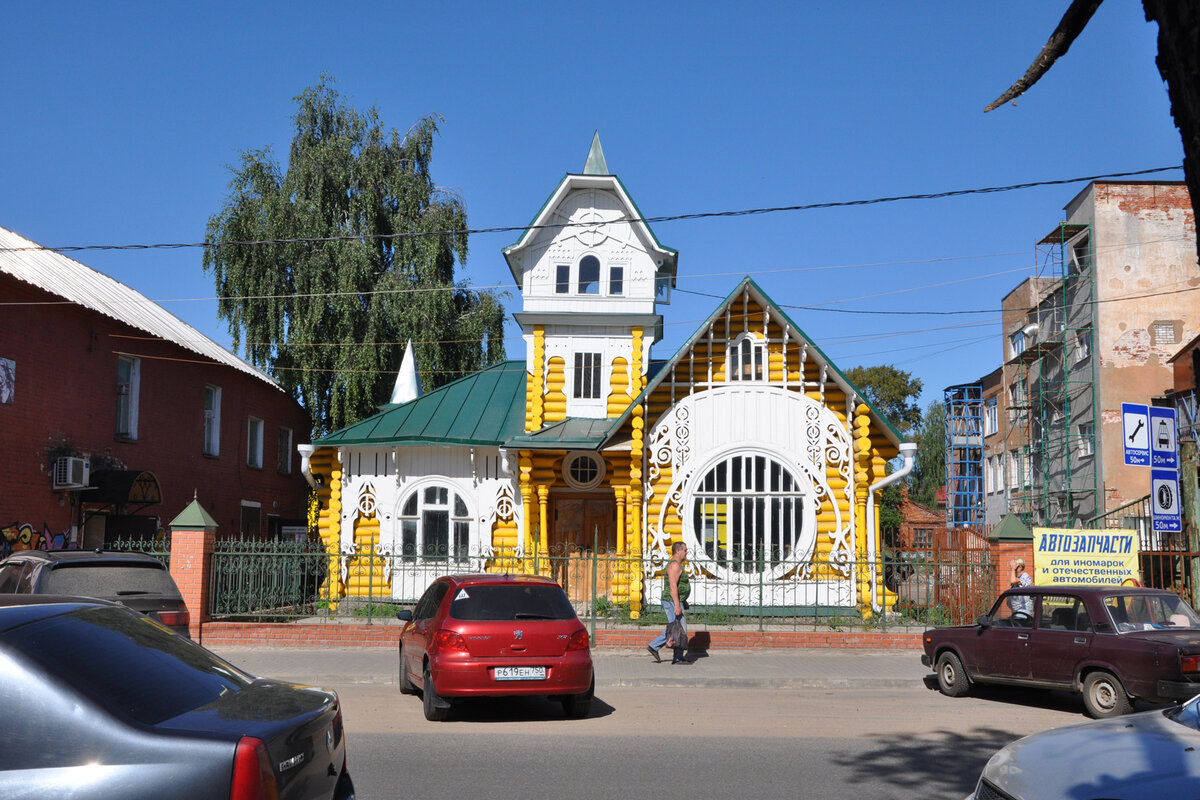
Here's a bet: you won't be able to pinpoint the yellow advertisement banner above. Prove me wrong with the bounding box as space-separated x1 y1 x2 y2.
1032 527 1140 586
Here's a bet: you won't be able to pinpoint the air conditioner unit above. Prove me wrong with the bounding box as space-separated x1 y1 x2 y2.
53 456 90 490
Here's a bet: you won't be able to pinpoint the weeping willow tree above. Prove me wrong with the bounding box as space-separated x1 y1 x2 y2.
204 77 507 435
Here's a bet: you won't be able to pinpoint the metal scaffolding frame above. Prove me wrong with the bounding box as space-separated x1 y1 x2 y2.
944 383 984 526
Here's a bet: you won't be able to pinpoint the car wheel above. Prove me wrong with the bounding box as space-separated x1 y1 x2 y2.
422 665 450 721
562 677 594 719
398 646 416 695
1082 670 1131 718
935 652 969 697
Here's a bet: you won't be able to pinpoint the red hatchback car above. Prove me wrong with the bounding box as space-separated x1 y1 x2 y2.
397 574 594 721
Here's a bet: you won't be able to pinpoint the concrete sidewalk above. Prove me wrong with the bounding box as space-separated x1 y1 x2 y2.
211 645 930 691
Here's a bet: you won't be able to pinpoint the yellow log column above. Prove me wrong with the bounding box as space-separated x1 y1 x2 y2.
537 484 550 574
530 327 545 432
519 452 534 572
629 402 645 618
853 405 872 613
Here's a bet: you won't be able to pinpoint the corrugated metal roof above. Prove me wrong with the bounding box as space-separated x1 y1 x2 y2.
0 225 279 388
507 416 624 450
315 360 527 447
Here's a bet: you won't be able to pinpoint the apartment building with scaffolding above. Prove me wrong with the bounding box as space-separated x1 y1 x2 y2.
967 181 1197 528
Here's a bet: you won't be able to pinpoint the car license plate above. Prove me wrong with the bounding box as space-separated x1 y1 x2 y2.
494 666 546 681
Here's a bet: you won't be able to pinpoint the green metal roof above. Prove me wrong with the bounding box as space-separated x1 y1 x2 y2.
506 416 625 451
169 495 219 531
990 514 1033 542
314 361 527 447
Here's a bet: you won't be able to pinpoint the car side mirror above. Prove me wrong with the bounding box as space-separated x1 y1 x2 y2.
977 614 991 628
396 609 413 622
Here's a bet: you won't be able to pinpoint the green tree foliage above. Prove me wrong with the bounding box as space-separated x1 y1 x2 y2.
911 400 946 508
843 365 923 438
204 77 506 435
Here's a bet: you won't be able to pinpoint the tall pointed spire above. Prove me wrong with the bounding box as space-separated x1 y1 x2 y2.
582 131 609 175
389 340 424 405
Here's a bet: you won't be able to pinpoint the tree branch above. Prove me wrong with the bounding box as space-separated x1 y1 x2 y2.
984 0 1104 112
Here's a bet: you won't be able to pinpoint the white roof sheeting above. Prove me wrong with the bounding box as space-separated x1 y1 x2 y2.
0 225 280 389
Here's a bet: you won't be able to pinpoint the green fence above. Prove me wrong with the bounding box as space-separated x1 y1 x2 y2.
108 535 171 567
207 541 997 631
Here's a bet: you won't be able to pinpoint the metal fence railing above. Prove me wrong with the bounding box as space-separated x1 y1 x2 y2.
108 535 171 567
207 541 998 631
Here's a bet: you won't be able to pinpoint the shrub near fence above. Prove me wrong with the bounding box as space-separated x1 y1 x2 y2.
207 540 998 631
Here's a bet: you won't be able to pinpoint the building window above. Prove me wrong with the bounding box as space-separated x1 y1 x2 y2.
1153 322 1178 347
1008 450 1021 488
727 334 765 381
247 417 263 468
984 397 998 436
277 426 293 474
1010 381 1027 408
578 255 600 294
1069 238 1090 274
691 453 807 573
574 352 601 399
1009 330 1026 358
555 265 570 294
1078 423 1095 456
203 385 221 456
115 355 140 440
609 265 624 296
399 485 470 563
563 452 605 490
913 528 933 549
1074 329 1092 363
655 274 672 305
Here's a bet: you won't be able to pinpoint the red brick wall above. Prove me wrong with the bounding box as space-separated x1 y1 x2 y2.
0 275 311 548
992 541 1034 597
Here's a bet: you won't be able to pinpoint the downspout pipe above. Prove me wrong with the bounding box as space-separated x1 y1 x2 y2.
867 442 917 613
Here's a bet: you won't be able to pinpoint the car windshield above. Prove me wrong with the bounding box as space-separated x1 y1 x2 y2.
43 563 179 597
1104 593 1200 632
1166 693 1200 730
4 605 253 725
448 584 576 621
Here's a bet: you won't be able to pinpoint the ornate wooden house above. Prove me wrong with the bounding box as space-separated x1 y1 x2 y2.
304 136 913 616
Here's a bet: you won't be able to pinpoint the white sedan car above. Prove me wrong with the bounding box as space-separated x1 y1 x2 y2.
968 694 1200 799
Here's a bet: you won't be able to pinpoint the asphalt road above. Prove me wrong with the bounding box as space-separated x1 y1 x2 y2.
212 646 1090 799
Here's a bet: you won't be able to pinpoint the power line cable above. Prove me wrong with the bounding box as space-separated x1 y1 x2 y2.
0 165 1181 255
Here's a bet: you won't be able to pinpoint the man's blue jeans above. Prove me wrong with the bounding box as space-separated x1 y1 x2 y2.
649 600 684 657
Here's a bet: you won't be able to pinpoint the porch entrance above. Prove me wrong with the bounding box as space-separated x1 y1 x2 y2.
550 496 616 606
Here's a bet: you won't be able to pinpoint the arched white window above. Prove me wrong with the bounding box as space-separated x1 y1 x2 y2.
399 485 471 563
578 255 601 294
727 334 765 381
691 453 806 573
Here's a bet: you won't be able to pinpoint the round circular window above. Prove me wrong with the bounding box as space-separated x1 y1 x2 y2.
563 452 605 490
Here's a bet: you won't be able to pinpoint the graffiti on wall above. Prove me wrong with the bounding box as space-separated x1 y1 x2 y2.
2 522 76 556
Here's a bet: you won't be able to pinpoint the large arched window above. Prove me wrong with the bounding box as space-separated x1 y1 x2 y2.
727 334 765 381
400 485 470 563
691 453 806 573
578 255 601 294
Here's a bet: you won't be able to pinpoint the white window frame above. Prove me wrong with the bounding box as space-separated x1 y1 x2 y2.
984 398 998 436
398 484 472 563
1078 423 1095 457
1153 322 1178 347
573 352 602 399
115 355 140 440
1009 330 1026 358
247 417 263 468
203 384 221 456
563 452 605 490
727 334 766 382
1074 329 1092 363
277 426 293 474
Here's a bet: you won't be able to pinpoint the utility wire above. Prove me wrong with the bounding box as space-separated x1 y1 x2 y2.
0 165 1180 255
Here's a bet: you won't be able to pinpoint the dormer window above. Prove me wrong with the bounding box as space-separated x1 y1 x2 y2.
728 334 765 381
578 255 600 294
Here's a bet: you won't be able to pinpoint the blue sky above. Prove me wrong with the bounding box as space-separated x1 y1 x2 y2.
2 1 1184 411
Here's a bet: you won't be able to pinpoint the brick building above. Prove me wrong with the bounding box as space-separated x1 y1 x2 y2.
0 225 311 552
